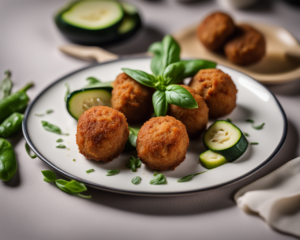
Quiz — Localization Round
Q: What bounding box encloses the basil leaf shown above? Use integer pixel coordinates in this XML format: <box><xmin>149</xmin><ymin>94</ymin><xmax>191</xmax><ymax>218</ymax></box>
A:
<box><xmin>132</xmin><ymin>176</ymin><xmax>141</xmax><ymax>185</ymax></box>
<box><xmin>65</xmin><ymin>180</ymin><xmax>87</xmax><ymax>193</ymax></box>
<box><xmin>148</xmin><ymin>42</ymin><xmax>163</xmax><ymax>76</ymax></box>
<box><xmin>41</xmin><ymin>170</ymin><xmax>57</xmax><ymax>182</ymax></box>
<box><xmin>85</xmin><ymin>77</ymin><xmax>101</xmax><ymax>87</ymax></box>
<box><xmin>86</xmin><ymin>169</ymin><xmax>94</xmax><ymax>173</ymax></box>
<box><xmin>165</xmin><ymin>85</ymin><xmax>198</xmax><ymax>109</ymax></box>
<box><xmin>253</xmin><ymin>123</ymin><xmax>265</xmax><ymax>130</ymax></box>
<box><xmin>246</xmin><ymin>119</ymin><xmax>254</xmax><ymax>123</ymax></box>
<box><xmin>25</xmin><ymin>142</ymin><xmax>37</xmax><ymax>159</ymax></box>
<box><xmin>56</xmin><ymin>144</ymin><xmax>66</xmax><ymax>149</ymax></box>
<box><xmin>136</xmin><ymin>158</ymin><xmax>142</xmax><ymax>168</ymax></box>
<box><xmin>41</xmin><ymin>121</ymin><xmax>68</xmax><ymax>135</ymax></box>
<box><xmin>56</xmin><ymin>138</ymin><xmax>63</xmax><ymax>142</ymax></box>
<box><xmin>46</xmin><ymin>109</ymin><xmax>53</xmax><ymax>114</ymax></box>
<box><xmin>0</xmin><ymin>70</ymin><xmax>13</xmax><ymax>101</ymax></box>
<box><xmin>161</xmin><ymin>35</ymin><xmax>180</xmax><ymax>73</ymax></box>
<box><xmin>163</xmin><ymin>60</ymin><xmax>216</xmax><ymax>85</ymax></box>
<box><xmin>55</xmin><ymin>179</ymin><xmax>73</xmax><ymax>194</ymax></box>
<box><xmin>177</xmin><ymin>171</ymin><xmax>207</xmax><ymax>183</ymax></box>
<box><xmin>106</xmin><ymin>169</ymin><xmax>120</xmax><ymax>176</ymax></box>
<box><xmin>122</xmin><ymin>68</ymin><xmax>157</xmax><ymax>88</ymax></box>
<box><xmin>128</xmin><ymin>127</ymin><xmax>139</xmax><ymax>148</ymax></box>
<box><xmin>125</xmin><ymin>156</ymin><xmax>141</xmax><ymax>172</ymax></box>
<box><xmin>64</xmin><ymin>83</ymin><xmax>70</xmax><ymax>102</ymax></box>
<box><xmin>152</xmin><ymin>90</ymin><xmax>169</xmax><ymax>116</ymax></box>
<box><xmin>150</xmin><ymin>173</ymin><xmax>167</xmax><ymax>185</ymax></box>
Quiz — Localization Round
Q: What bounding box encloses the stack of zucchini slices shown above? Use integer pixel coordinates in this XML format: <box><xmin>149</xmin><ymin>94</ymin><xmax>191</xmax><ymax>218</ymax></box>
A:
<box><xmin>55</xmin><ymin>0</ymin><xmax>142</xmax><ymax>44</ymax></box>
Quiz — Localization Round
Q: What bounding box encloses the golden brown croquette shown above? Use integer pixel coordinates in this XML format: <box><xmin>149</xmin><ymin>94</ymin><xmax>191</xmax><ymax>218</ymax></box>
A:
<box><xmin>224</xmin><ymin>24</ymin><xmax>266</xmax><ymax>66</ymax></box>
<box><xmin>111</xmin><ymin>73</ymin><xmax>154</xmax><ymax>123</ymax></box>
<box><xmin>189</xmin><ymin>69</ymin><xmax>237</xmax><ymax>118</ymax></box>
<box><xmin>168</xmin><ymin>85</ymin><xmax>209</xmax><ymax>138</ymax></box>
<box><xmin>137</xmin><ymin>116</ymin><xmax>189</xmax><ymax>171</ymax></box>
<box><xmin>76</xmin><ymin>106</ymin><xmax>129</xmax><ymax>162</ymax></box>
<box><xmin>197</xmin><ymin>12</ymin><xmax>236</xmax><ymax>51</ymax></box>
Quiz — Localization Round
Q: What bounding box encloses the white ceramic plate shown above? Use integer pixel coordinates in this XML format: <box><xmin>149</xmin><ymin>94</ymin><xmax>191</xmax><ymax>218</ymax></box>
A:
<box><xmin>23</xmin><ymin>58</ymin><xmax>287</xmax><ymax>196</ymax></box>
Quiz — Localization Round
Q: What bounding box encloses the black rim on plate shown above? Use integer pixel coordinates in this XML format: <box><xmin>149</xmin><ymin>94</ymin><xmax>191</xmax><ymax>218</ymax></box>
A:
<box><xmin>22</xmin><ymin>57</ymin><xmax>288</xmax><ymax>197</ymax></box>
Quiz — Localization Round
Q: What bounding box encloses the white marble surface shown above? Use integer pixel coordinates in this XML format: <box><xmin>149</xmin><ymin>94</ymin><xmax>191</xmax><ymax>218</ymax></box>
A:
<box><xmin>0</xmin><ymin>0</ymin><xmax>299</xmax><ymax>240</ymax></box>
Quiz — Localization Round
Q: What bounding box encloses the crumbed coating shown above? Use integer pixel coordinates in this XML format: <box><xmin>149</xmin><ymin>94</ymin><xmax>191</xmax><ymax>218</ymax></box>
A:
<box><xmin>189</xmin><ymin>69</ymin><xmax>237</xmax><ymax>118</ymax></box>
<box><xmin>224</xmin><ymin>24</ymin><xmax>266</xmax><ymax>66</ymax></box>
<box><xmin>136</xmin><ymin>116</ymin><xmax>189</xmax><ymax>171</ymax></box>
<box><xmin>76</xmin><ymin>106</ymin><xmax>129</xmax><ymax>162</ymax></box>
<box><xmin>197</xmin><ymin>12</ymin><xmax>235</xmax><ymax>51</ymax></box>
<box><xmin>168</xmin><ymin>85</ymin><xmax>209</xmax><ymax>138</ymax></box>
<box><xmin>111</xmin><ymin>73</ymin><xmax>154</xmax><ymax>123</ymax></box>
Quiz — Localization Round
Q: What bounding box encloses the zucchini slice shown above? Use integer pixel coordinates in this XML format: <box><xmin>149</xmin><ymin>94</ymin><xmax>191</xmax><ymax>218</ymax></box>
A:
<box><xmin>199</xmin><ymin>150</ymin><xmax>227</xmax><ymax>169</ymax></box>
<box><xmin>203</xmin><ymin>120</ymin><xmax>248</xmax><ymax>162</ymax></box>
<box><xmin>66</xmin><ymin>88</ymin><xmax>112</xmax><ymax>120</ymax></box>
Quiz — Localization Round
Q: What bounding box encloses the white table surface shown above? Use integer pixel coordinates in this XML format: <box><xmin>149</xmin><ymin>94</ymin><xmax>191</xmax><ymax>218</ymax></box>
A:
<box><xmin>0</xmin><ymin>0</ymin><xmax>299</xmax><ymax>239</ymax></box>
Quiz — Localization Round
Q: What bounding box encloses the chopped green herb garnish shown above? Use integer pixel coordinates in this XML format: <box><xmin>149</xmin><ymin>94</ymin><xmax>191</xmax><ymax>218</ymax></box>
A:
<box><xmin>41</xmin><ymin>170</ymin><xmax>91</xmax><ymax>198</ymax></box>
<box><xmin>41</xmin><ymin>121</ymin><xmax>68</xmax><ymax>135</ymax></box>
<box><xmin>64</xmin><ymin>83</ymin><xmax>70</xmax><ymax>102</ymax></box>
<box><xmin>226</xmin><ymin>118</ymin><xmax>232</xmax><ymax>123</ymax></box>
<box><xmin>250</xmin><ymin>142</ymin><xmax>259</xmax><ymax>145</ymax></box>
<box><xmin>73</xmin><ymin>159</ymin><xmax>76</xmax><ymax>162</ymax></box>
<box><xmin>25</xmin><ymin>142</ymin><xmax>37</xmax><ymax>159</ymax></box>
<box><xmin>131</xmin><ymin>176</ymin><xmax>141</xmax><ymax>185</ymax></box>
<box><xmin>46</xmin><ymin>109</ymin><xmax>53</xmax><ymax>114</ymax></box>
<box><xmin>253</xmin><ymin>123</ymin><xmax>265</xmax><ymax>130</ymax></box>
<box><xmin>177</xmin><ymin>171</ymin><xmax>207</xmax><ymax>183</ymax></box>
<box><xmin>34</xmin><ymin>113</ymin><xmax>44</xmax><ymax>117</ymax></box>
<box><xmin>125</xmin><ymin>156</ymin><xmax>142</xmax><ymax>172</ymax></box>
<box><xmin>244</xmin><ymin>133</ymin><xmax>249</xmax><ymax>137</ymax></box>
<box><xmin>56</xmin><ymin>144</ymin><xmax>66</xmax><ymax>148</ymax></box>
<box><xmin>150</xmin><ymin>172</ymin><xmax>167</xmax><ymax>185</ymax></box>
<box><xmin>56</xmin><ymin>138</ymin><xmax>63</xmax><ymax>142</ymax></box>
<box><xmin>86</xmin><ymin>169</ymin><xmax>95</xmax><ymax>173</ymax></box>
<box><xmin>246</xmin><ymin>119</ymin><xmax>254</xmax><ymax>123</ymax></box>
<box><xmin>106</xmin><ymin>169</ymin><xmax>120</xmax><ymax>176</ymax></box>
<box><xmin>85</xmin><ymin>77</ymin><xmax>101</xmax><ymax>87</ymax></box>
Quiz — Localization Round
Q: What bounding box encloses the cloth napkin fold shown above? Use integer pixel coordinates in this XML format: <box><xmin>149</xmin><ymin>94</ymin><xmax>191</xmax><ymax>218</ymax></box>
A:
<box><xmin>234</xmin><ymin>157</ymin><xmax>300</xmax><ymax>238</ymax></box>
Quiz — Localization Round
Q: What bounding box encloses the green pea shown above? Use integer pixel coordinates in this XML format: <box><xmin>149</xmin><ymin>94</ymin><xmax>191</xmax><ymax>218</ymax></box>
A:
<box><xmin>0</xmin><ymin>138</ymin><xmax>17</xmax><ymax>181</ymax></box>
<box><xmin>0</xmin><ymin>113</ymin><xmax>24</xmax><ymax>138</ymax></box>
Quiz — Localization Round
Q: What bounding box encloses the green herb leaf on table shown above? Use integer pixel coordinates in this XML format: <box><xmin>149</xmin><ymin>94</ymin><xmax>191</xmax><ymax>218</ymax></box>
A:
<box><xmin>177</xmin><ymin>171</ymin><xmax>207</xmax><ymax>183</ymax></box>
<box><xmin>41</xmin><ymin>121</ymin><xmax>68</xmax><ymax>135</ymax></box>
<box><xmin>152</xmin><ymin>90</ymin><xmax>169</xmax><ymax>116</ymax></box>
<box><xmin>250</xmin><ymin>142</ymin><xmax>259</xmax><ymax>145</ymax></box>
<box><xmin>41</xmin><ymin>170</ymin><xmax>57</xmax><ymax>182</ymax></box>
<box><xmin>132</xmin><ymin>176</ymin><xmax>141</xmax><ymax>185</ymax></box>
<box><xmin>64</xmin><ymin>83</ymin><xmax>70</xmax><ymax>102</ymax></box>
<box><xmin>86</xmin><ymin>169</ymin><xmax>95</xmax><ymax>173</ymax></box>
<box><xmin>253</xmin><ymin>123</ymin><xmax>265</xmax><ymax>130</ymax></box>
<box><xmin>150</xmin><ymin>173</ymin><xmax>167</xmax><ymax>185</ymax></box>
<box><xmin>128</xmin><ymin>127</ymin><xmax>140</xmax><ymax>148</ymax></box>
<box><xmin>25</xmin><ymin>142</ymin><xmax>37</xmax><ymax>159</ymax></box>
<box><xmin>106</xmin><ymin>169</ymin><xmax>120</xmax><ymax>176</ymax></box>
<box><xmin>122</xmin><ymin>68</ymin><xmax>157</xmax><ymax>88</ymax></box>
<box><xmin>0</xmin><ymin>70</ymin><xmax>13</xmax><ymax>101</ymax></box>
<box><xmin>56</xmin><ymin>138</ymin><xmax>63</xmax><ymax>142</ymax></box>
<box><xmin>56</xmin><ymin>144</ymin><xmax>66</xmax><ymax>149</ymax></box>
<box><xmin>165</xmin><ymin>85</ymin><xmax>198</xmax><ymax>109</ymax></box>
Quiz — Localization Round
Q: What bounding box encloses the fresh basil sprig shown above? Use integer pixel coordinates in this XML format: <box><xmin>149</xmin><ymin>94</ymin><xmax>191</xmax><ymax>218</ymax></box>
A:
<box><xmin>0</xmin><ymin>70</ymin><xmax>13</xmax><ymax>101</ymax></box>
<box><xmin>177</xmin><ymin>171</ymin><xmax>207</xmax><ymax>183</ymax></box>
<box><xmin>125</xmin><ymin>156</ymin><xmax>142</xmax><ymax>172</ymax></box>
<box><xmin>150</xmin><ymin>172</ymin><xmax>167</xmax><ymax>185</ymax></box>
<box><xmin>41</xmin><ymin>170</ymin><xmax>91</xmax><ymax>199</ymax></box>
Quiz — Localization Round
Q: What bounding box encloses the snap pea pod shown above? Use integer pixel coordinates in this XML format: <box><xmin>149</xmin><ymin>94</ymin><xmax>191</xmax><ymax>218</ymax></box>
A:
<box><xmin>0</xmin><ymin>82</ymin><xmax>33</xmax><ymax>123</ymax></box>
<box><xmin>0</xmin><ymin>113</ymin><xmax>24</xmax><ymax>138</ymax></box>
<box><xmin>0</xmin><ymin>138</ymin><xmax>17</xmax><ymax>181</ymax></box>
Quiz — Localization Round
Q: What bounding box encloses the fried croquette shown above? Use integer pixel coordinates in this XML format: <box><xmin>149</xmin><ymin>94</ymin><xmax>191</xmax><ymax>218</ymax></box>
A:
<box><xmin>76</xmin><ymin>106</ymin><xmax>129</xmax><ymax>162</ymax></box>
<box><xmin>111</xmin><ymin>73</ymin><xmax>154</xmax><ymax>123</ymax></box>
<box><xmin>224</xmin><ymin>24</ymin><xmax>266</xmax><ymax>66</ymax></box>
<box><xmin>136</xmin><ymin>116</ymin><xmax>189</xmax><ymax>171</ymax></box>
<box><xmin>168</xmin><ymin>85</ymin><xmax>209</xmax><ymax>138</ymax></box>
<box><xmin>189</xmin><ymin>69</ymin><xmax>237</xmax><ymax>118</ymax></box>
<box><xmin>197</xmin><ymin>12</ymin><xmax>235</xmax><ymax>51</ymax></box>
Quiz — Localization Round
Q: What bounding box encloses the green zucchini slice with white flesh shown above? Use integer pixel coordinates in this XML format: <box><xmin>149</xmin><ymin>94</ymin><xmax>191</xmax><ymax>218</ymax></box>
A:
<box><xmin>62</xmin><ymin>0</ymin><xmax>124</xmax><ymax>30</ymax></box>
<box><xmin>66</xmin><ymin>88</ymin><xmax>112</xmax><ymax>120</ymax></box>
<box><xmin>203</xmin><ymin>120</ymin><xmax>248</xmax><ymax>162</ymax></box>
<box><xmin>199</xmin><ymin>150</ymin><xmax>227</xmax><ymax>169</ymax></box>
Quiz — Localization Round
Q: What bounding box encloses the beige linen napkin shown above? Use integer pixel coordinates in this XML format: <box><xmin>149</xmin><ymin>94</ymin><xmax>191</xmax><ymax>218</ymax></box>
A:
<box><xmin>234</xmin><ymin>157</ymin><xmax>300</xmax><ymax>238</ymax></box>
